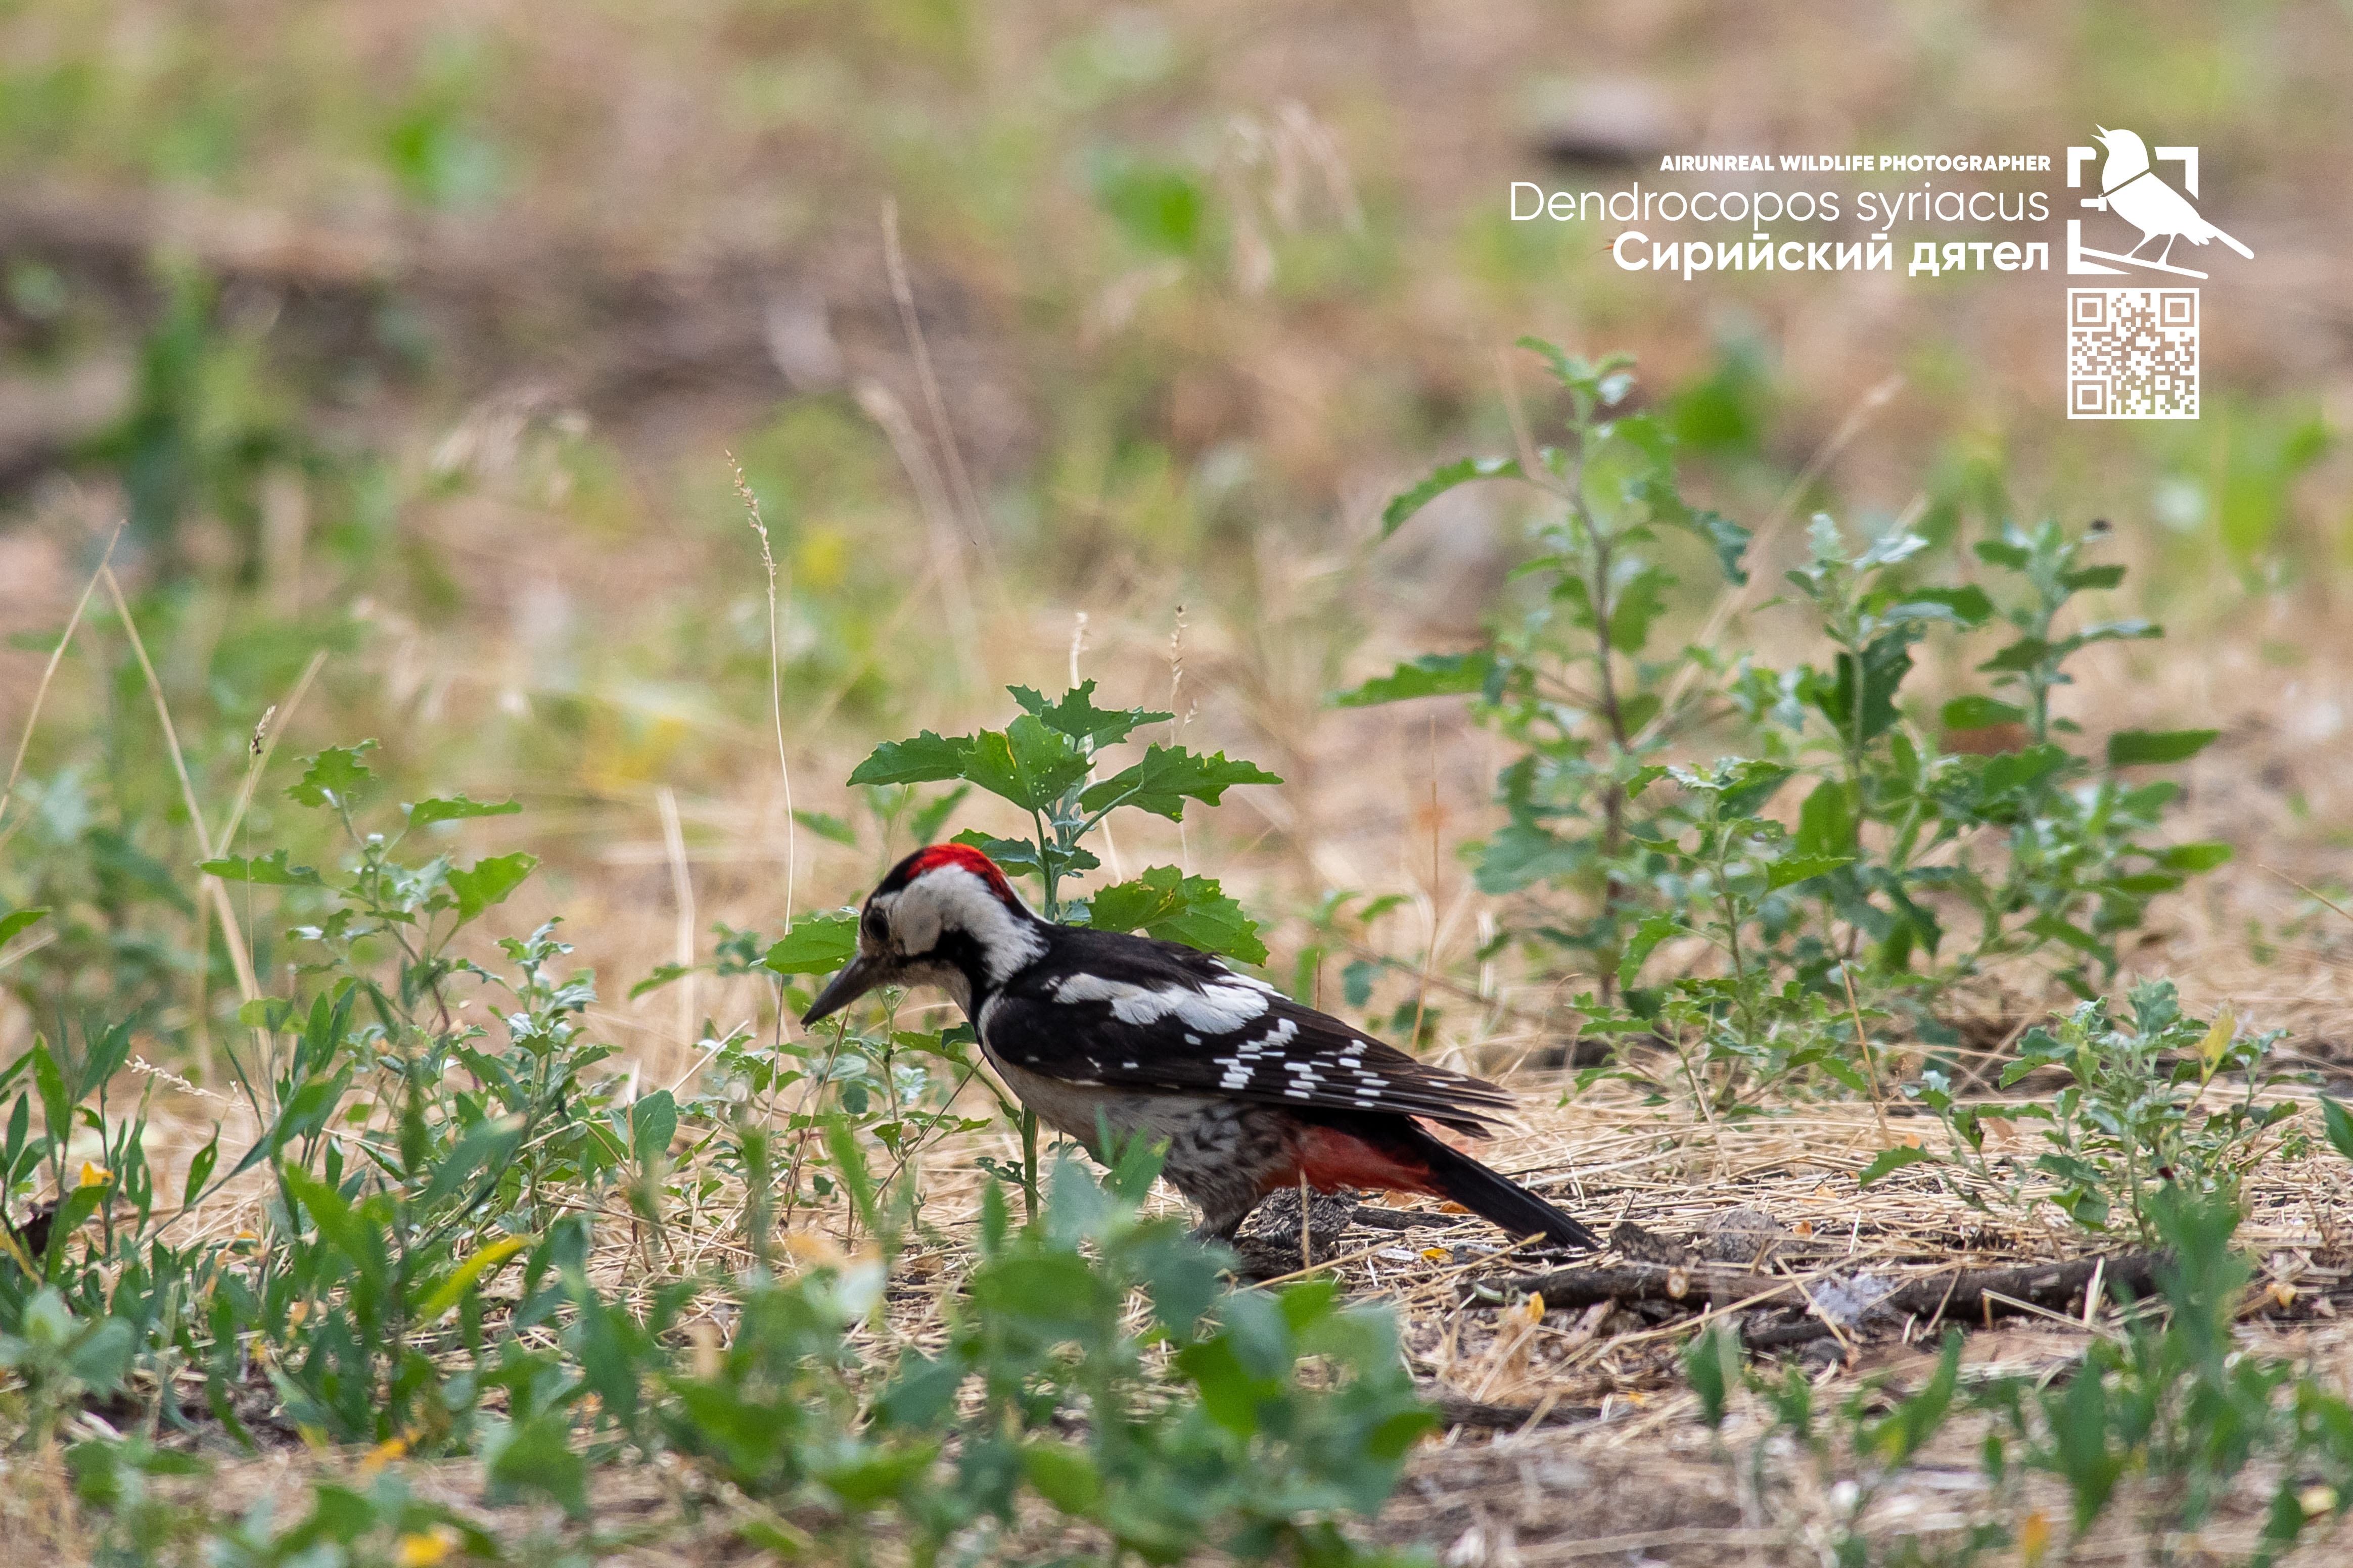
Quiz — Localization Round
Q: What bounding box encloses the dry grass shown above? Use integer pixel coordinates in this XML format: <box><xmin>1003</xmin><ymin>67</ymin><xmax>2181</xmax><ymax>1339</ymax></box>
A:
<box><xmin>6</xmin><ymin>7</ymin><xmax>2353</xmax><ymax>1558</ymax></box>
<box><xmin>64</xmin><ymin>1069</ymin><xmax>2353</xmax><ymax>1563</ymax></box>
<box><xmin>18</xmin><ymin>530</ymin><xmax>2353</xmax><ymax>1560</ymax></box>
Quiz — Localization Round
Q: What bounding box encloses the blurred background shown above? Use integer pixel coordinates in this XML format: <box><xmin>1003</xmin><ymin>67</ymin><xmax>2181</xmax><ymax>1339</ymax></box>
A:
<box><xmin>4</xmin><ymin>0</ymin><xmax>2350</xmax><ymax>1075</ymax></box>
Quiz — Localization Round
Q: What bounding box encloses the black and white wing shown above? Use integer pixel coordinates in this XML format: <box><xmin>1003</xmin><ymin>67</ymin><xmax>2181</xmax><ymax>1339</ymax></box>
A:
<box><xmin>979</xmin><ymin>928</ymin><xmax>1518</xmax><ymax>1134</ymax></box>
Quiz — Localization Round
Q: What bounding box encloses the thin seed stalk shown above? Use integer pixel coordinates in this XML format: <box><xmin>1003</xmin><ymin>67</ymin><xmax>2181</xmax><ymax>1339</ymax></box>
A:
<box><xmin>1578</xmin><ymin>486</ymin><xmax>1636</xmax><ymax>1004</ymax></box>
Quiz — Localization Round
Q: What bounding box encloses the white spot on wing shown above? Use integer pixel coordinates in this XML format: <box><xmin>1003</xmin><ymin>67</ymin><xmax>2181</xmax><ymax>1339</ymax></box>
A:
<box><xmin>1051</xmin><ymin>973</ymin><xmax>1270</xmax><ymax>1031</ymax></box>
<box><xmin>1218</xmin><ymin>965</ymin><xmax>1280</xmax><ymax>995</ymax></box>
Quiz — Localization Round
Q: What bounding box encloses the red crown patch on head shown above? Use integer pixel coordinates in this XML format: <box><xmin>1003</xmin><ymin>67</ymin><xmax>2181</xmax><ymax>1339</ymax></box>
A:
<box><xmin>890</xmin><ymin>842</ymin><xmax>1018</xmax><ymax>904</ymax></box>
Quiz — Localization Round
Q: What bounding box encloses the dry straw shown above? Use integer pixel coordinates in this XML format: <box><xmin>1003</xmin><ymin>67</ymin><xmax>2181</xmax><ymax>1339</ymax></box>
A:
<box><xmin>729</xmin><ymin>454</ymin><xmax>797</xmax><ymax>933</ymax></box>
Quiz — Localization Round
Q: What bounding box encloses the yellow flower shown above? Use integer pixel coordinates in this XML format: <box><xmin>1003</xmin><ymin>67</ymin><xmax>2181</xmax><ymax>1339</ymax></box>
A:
<box><xmin>359</xmin><ymin>1436</ymin><xmax>408</xmax><ymax>1477</ymax></box>
<box><xmin>782</xmin><ymin>1230</ymin><xmax>849</xmax><ymax>1270</ymax></box>
<box><xmin>78</xmin><ymin>1161</ymin><xmax>113</xmax><ymax>1188</ymax></box>
<box><xmin>394</xmin><ymin>1526</ymin><xmax>459</xmax><ymax>1566</ymax></box>
<box><xmin>2021</xmin><ymin>1508</ymin><xmax>2051</xmax><ymax>1566</ymax></box>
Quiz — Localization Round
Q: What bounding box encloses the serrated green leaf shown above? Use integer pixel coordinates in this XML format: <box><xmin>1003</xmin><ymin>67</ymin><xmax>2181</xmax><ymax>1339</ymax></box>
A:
<box><xmin>2061</xmin><ymin>564</ymin><xmax>2128</xmax><ymax>592</ymax></box>
<box><xmin>2077</xmin><ymin>619</ymin><xmax>2160</xmax><ymax>646</ymax></box>
<box><xmin>1701</xmin><ymin>761</ymin><xmax>1796</xmax><ymax>820</ymax></box>
<box><xmin>973</xmin><ymin>1252</ymin><xmax>1109</xmax><ymax>1329</ymax></box>
<box><xmin>1516</xmin><ymin>336</ymin><xmax>1589</xmax><ymax>389</ymax></box>
<box><xmin>182</xmin><ymin>1131</ymin><xmax>219</xmax><ymax>1208</ymax></box>
<box><xmin>1007</xmin><ymin>680</ymin><xmax>1171</xmax><ymax>746</ymax></box>
<box><xmin>2155</xmin><ymin>841</ymin><xmax>2233</xmax><ymax>873</ymax></box>
<box><xmin>1633</xmin><ymin>469</ymin><xmax>1752</xmax><ymax>586</ymax></box>
<box><xmin>1683</xmin><ymin>1326</ymin><xmax>1733</xmax><ymax>1429</ymax></box>
<box><xmin>2106</xmin><ymin>728</ymin><xmax>2220</xmax><ymax>767</ymax></box>
<box><xmin>0</xmin><ymin>908</ymin><xmax>49</xmax><ymax>945</ymax></box>
<box><xmin>1080</xmin><ymin>745</ymin><xmax>1282</xmax><ymax>821</ymax></box>
<box><xmin>1767</xmin><ymin>852</ymin><xmax>1852</xmax><ymax>891</ymax></box>
<box><xmin>197</xmin><ymin>850</ymin><xmax>323</xmax><ymax>887</ymax></box>
<box><xmin>486</xmin><ymin>1412</ymin><xmax>588</xmax><ymax>1518</ymax></box>
<box><xmin>1977</xmin><ymin>638</ymin><xmax>2055</xmax><ymax>674</ymax></box>
<box><xmin>1684</xmin><ymin>507</ymin><xmax>1753</xmax><ymax>587</ymax></box>
<box><xmin>1858</xmin><ymin>1145</ymin><xmax>1933</xmax><ymax>1186</ymax></box>
<box><xmin>628</xmin><ymin>962</ymin><xmax>694</xmax><ymax>1000</ymax></box>
<box><xmin>1605</xmin><ymin>564</ymin><xmax>1676</xmax><ymax>654</ymax></box>
<box><xmin>763</xmin><ymin>913</ymin><xmax>860</xmax><ymax>976</ymax></box>
<box><xmin>447</xmin><ymin>851</ymin><xmax>538</xmax><ymax>925</ymax></box>
<box><xmin>1086</xmin><ymin>867</ymin><xmax>1266</xmax><ymax>964</ymax></box>
<box><xmin>1472</xmin><ymin>819</ymin><xmax>1587</xmax><ymax>893</ymax></box>
<box><xmin>963</xmin><ymin>717</ymin><xmax>1093</xmax><ymax>812</ymax></box>
<box><xmin>1329</xmin><ymin>651</ymin><xmax>1496</xmax><ymax>708</ymax></box>
<box><xmin>237</xmin><ymin>997</ymin><xmax>295</xmax><ymax>1031</ymax></box>
<box><xmin>847</xmin><ymin>730</ymin><xmax>975</xmax><ymax>787</ymax></box>
<box><xmin>415</xmin><ymin>1114</ymin><xmax>524</xmax><ymax>1209</ymax></box>
<box><xmin>415</xmin><ymin>1235</ymin><xmax>530</xmax><ymax>1322</ymax></box>
<box><xmin>1796</xmin><ymin>779</ymin><xmax>1856</xmax><ymax>858</ymax></box>
<box><xmin>1617</xmin><ymin>912</ymin><xmax>1683</xmax><ymax>991</ymax></box>
<box><xmin>908</xmin><ymin>785</ymin><xmax>969</xmax><ymax>846</ymax></box>
<box><xmin>1889</xmin><ymin>585</ymin><xmax>1995</xmax><ymax>626</ymax></box>
<box><xmin>791</xmin><ymin>810</ymin><xmax>859</xmax><ymax>846</ymax></box>
<box><xmin>631</xmin><ymin>1090</ymin><xmax>677</xmax><ymax>1164</ymax></box>
<box><xmin>1381</xmin><ymin>455</ymin><xmax>1524</xmax><ymax>537</ymax></box>
<box><xmin>817</xmin><ymin>1443</ymin><xmax>940</xmax><ymax>1507</ymax></box>
<box><xmin>2023</xmin><ymin>912</ymin><xmax>2109</xmax><ymax>957</ymax></box>
<box><xmin>1811</xmin><ymin>1053</ymin><xmax>1871</xmax><ymax>1095</ymax></box>
<box><xmin>405</xmin><ymin>794</ymin><xmax>522</xmax><ymax>830</ymax></box>
<box><xmin>285</xmin><ymin>741</ymin><xmax>377</xmax><ymax>808</ymax></box>
<box><xmin>2117</xmin><ymin>780</ymin><xmax>2182</xmax><ymax>814</ymax></box>
<box><xmin>1815</xmin><ymin>635</ymin><xmax>1913</xmax><ymax>745</ymax></box>
<box><xmin>874</xmin><ymin>1351</ymin><xmax>966</xmax><ymax>1429</ymax></box>
<box><xmin>1855</xmin><ymin>528</ymin><xmax>1929</xmax><ymax>571</ymax></box>
<box><xmin>1940</xmin><ymin>695</ymin><xmax>2026</xmax><ymax>731</ymax></box>
<box><xmin>1977</xmin><ymin>744</ymin><xmax>2071</xmax><ymax>797</ymax></box>
<box><xmin>1022</xmin><ymin>1442</ymin><xmax>1103</xmax><ymax>1513</ymax></box>
<box><xmin>2321</xmin><ymin>1098</ymin><xmax>2353</xmax><ymax>1163</ymax></box>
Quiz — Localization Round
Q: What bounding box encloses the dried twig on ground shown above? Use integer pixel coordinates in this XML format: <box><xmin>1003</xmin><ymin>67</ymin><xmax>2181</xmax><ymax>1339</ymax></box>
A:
<box><xmin>1474</xmin><ymin>1251</ymin><xmax>2164</xmax><ymax>1339</ymax></box>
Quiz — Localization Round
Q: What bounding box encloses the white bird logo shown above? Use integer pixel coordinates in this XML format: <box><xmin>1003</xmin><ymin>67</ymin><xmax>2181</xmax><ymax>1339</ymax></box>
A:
<box><xmin>2084</xmin><ymin>127</ymin><xmax>2253</xmax><ymax>269</ymax></box>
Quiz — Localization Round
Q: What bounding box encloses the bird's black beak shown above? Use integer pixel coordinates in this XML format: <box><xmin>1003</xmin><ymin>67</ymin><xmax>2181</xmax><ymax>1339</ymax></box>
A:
<box><xmin>801</xmin><ymin>953</ymin><xmax>883</xmax><ymax>1026</ymax></box>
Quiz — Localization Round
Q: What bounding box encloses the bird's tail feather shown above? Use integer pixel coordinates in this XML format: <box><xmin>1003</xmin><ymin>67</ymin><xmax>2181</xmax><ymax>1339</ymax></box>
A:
<box><xmin>1410</xmin><ymin>1129</ymin><xmax>1597</xmax><ymax>1250</ymax></box>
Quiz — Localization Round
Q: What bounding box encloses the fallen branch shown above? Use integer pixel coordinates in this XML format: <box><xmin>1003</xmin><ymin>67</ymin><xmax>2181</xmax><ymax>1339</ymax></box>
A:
<box><xmin>1432</xmin><ymin>1394</ymin><xmax>1598</xmax><ymax>1431</ymax></box>
<box><xmin>1474</xmin><ymin>1252</ymin><xmax>2164</xmax><ymax>1337</ymax></box>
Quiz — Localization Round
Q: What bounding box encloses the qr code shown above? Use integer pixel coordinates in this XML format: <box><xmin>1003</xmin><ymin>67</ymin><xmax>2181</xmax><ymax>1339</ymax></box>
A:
<box><xmin>2067</xmin><ymin>289</ymin><xmax>2197</xmax><ymax>419</ymax></box>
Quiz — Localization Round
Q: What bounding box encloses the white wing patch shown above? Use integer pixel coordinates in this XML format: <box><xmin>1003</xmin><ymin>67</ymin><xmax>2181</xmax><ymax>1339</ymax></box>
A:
<box><xmin>1050</xmin><ymin>973</ymin><xmax>1271</xmax><ymax>1032</ymax></box>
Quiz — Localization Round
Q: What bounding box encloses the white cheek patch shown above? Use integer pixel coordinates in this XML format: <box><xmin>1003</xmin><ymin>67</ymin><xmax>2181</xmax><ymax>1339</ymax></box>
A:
<box><xmin>888</xmin><ymin>869</ymin><xmax>1047</xmax><ymax>982</ymax></box>
<box><xmin>1050</xmin><ymin>973</ymin><xmax>1271</xmax><ymax>1032</ymax></box>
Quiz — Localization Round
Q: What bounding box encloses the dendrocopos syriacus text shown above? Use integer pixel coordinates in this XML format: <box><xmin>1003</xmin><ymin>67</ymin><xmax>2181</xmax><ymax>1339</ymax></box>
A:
<box><xmin>802</xmin><ymin>844</ymin><xmax>1597</xmax><ymax>1250</ymax></box>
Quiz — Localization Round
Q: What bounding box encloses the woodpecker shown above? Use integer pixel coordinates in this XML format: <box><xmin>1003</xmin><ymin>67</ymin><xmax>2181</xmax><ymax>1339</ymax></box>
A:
<box><xmin>802</xmin><ymin>844</ymin><xmax>1597</xmax><ymax>1250</ymax></box>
